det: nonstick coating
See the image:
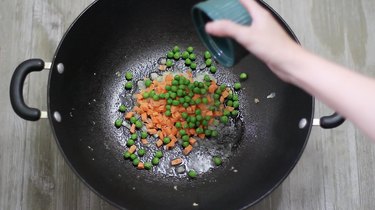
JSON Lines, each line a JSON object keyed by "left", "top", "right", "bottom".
{"left": 48, "top": 0, "right": 314, "bottom": 209}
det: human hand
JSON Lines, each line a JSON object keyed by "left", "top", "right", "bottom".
{"left": 205, "top": 0, "right": 301, "bottom": 77}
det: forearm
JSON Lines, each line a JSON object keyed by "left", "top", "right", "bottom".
{"left": 272, "top": 46, "right": 375, "bottom": 140}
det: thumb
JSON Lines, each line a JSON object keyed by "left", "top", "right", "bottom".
{"left": 205, "top": 20, "right": 248, "bottom": 43}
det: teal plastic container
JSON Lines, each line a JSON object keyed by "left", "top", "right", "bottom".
{"left": 192, "top": 0, "right": 252, "bottom": 67}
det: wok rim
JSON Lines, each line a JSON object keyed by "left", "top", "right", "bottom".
{"left": 46, "top": 0, "right": 315, "bottom": 209}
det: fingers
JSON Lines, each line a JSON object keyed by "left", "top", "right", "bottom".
{"left": 205, "top": 20, "right": 247, "bottom": 41}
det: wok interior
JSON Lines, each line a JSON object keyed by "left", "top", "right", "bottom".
{"left": 48, "top": 0, "right": 313, "bottom": 209}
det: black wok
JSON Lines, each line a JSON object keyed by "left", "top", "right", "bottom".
{"left": 10, "top": 0, "right": 344, "bottom": 209}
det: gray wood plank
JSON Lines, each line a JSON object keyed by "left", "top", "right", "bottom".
{"left": 1, "top": 0, "right": 374, "bottom": 209}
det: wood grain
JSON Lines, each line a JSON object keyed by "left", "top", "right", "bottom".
{"left": 0, "top": 0, "right": 374, "bottom": 209}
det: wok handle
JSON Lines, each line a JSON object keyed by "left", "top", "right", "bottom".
{"left": 314, "top": 112, "right": 345, "bottom": 129}
{"left": 10, "top": 59, "right": 45, "bottom": 121}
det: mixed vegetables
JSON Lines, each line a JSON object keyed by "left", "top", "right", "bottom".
{"left": 114, "top": 46, "right": 248, "bottom": 178}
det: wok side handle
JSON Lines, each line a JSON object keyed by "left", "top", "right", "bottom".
{"left": 313, "top": 112, "right": 345, "bottom": 129}
{"left": 10, "top": 59, "right": 45, "bottom": 121}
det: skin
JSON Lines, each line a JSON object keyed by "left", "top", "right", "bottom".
{"left": 205, "top": 0, "right": 375, "bottom": 140}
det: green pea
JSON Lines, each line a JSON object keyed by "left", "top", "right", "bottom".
{"left": 135, "top": 120, "right": 142, "bottom": 129}
{"left": 130, "top": 116, "right": 137, "bottom": 124}
{"left": 193, "top": 87, "right": 200, "bottom": 94}
{"left": 188, "top": 169, "right": 197, "bottom": 178}
{"left": 165, "top": 85, "right": 171, "bottom": 91}
{"left": 196, "top": 127, "right": 204, "bottom": 134}
{"left": 175, "top": 122, "right": 182, "bottom": 128}
{"left": 184, "top": 79, "right": 190, "bottom": 85}
{"left": 182, "top": 135, "right": 190, "bottom": 142}
{"left": 174, "top": 52, "right": 181, "bottom": 60}
{"left": 118, "top": 105, "right": 126, "bottom": 112}
{"left": 210, "top": 66, "right": 217, "bottom": 74}
{"left": 152, "top": 94, "right": 160, "bottom": 101}
{"left": 202, "top": 98, "right": 208, "bottom": 104}
{"left": 172, "top": 100, "right": 180, "bottom": 106}
{"left": 202, "top": 120, "right": 208, "bottom": 127}
{"left": 167, "top": 51, "right": 174, "bottom": 58}
{"left": 232, "top": 94, "right": 239, "bottom": 101}
{"left": 188, "top": 122, "right": 195, "bottom": 128}
{"left": 177, "top": 89, "right": 183, "bottom": 97}
{"left": 182, "top": 51, "right": 190, "bottom": 59}
{"left": 166, "top": 59, "right": 173, "bottom": 67}
{"left": 189, "top": 53, "right": 196, "bottom": 60}
{"left": 215, "top": 89, "right": 222, "bottom": 95}
{"left": 130, "top": 153, "right": 137, "bottom": 160}
{"left": 115, "top": 119, "right": 123, "bottom": 128}
{"left": 141, "top": 131, "right": 148, "bottom": 139}
{"left": 240, "top": 73, "right": 248, "bottom": 80}
{"left": 179, "top": 98, "right": 185, "bottom": 104}
{"left": 232, "top": 110, "right": 239, "bottom": 116}
{"left": 183, "top": 102, "right": 189, "bottom": 108}
{"left": 152, "top": 157, "right": 160, "bottom": 165}
{"left": 167, "top": 99, "right": 173, "bottom": 105}
{"left": 130, "top": 133, "right": 138, "bottom": 140}
{"left": 214, "top": 100, "right": 221, "bottom": 107}
{"left": 223, "top": 110, "right": 230, "bottom": 116}
{"left": 163, "top": 137, "right": 171, "bottom": 144}
{"left": 213, "top": 94, "right": 220, "bottom": 100}
{"left": 150, "top": 91, "right": 156, "bottom": 97}
{"left": 125, "top": 82, "right": 133, "bottom": 90}
{"left": 123, "top": 151, "right": 131, "bottom": 159}
{"left": 185, "top": 58, "right": 192, "bottom": 66}
{"left": 195, "top": 98, "right": 201, "bottom": 104}
{"left": 180, "top": 129, "right": 187, "bottom": 135}
{"left": 190, "top": 116, "right": 196, "bottom": 123}
{"left": 205, "top": 59, "right": 212, "bottom": 67}
{"left": 132, "top": 158, "right": 140, "bottom": 166}
{"left": 190, "top": 62, "right": 197, "bottom": 70}
{"left": 143, "top": 92, "right": 149, "bottom": 99}
{"left": 187, "top": 46, "right": 194, "bottom": 53}
{"left": 125, "top": 72, "right": 133, "bottom": 80}
{"left": 181, "top": 112, "right": 188, "bottom": 119}
{"left": 166, "top": 105, "right": 171, "bottom": 110}
{"left": 211, "top": 130, "right": 218, "bottom": 137}
{"left": 198, "top": 82, "right": 204, "bottom": 88}
{"left": 155, "top": 151, "right": 163, "bottom": 158}
{"left": 184, "top": 96, "right": 191, "bottom": 103}
{"left": 209, "top": 106, "right": 216, "bottom": 111}
{"left": 138, "top": 149, "right": 146, "bottom": 156}
{"left": 179, "top": 84, "right": 186, "bottom": 90}
{"left": 127, "top": 139, "right": 135, "bottom": 146}
{"left": 173, "top": 46, "right": 180, "bottom": 53}
{"left": 200, "top": 88, "right": 207, "bottom": 95}
{"left": 164, "top": 92, "right": 170, "bottom": 99}
{"left": 204, "top": 51, "right": 211, "bottom": 59}
{"left": 220, "top": 84, "right": 227, "bottom": 91}
{"left": 182, "top": 141, "right": 190, "bottom": 148}
{"left": 195, "top": 109, "right": 201, "bottom": 115}
{"left": 144, "top": 162, "right": 152, "bottom": 170}
{"left": 172, "top": 79, "right": 179, "bottom": 86}
{"left": 159, "top": 93, "right": 165, "bottom": 99}
{"left": 144, "top": 79, "right": 152, "bottom": 87}
{"left": 227, "top": 100, "right": 233, "bottom": 107}
{"left": 165, "top": 110, "right": 172, "bottom": 116}
{"left": 204, "top": 75, "right": 211, "bottom": 82}
{"left": 170, "top": 92, "right": 177, "bottom": 99}
{"left": 227, "top": 93, "right": 233, "bottom": 100}
{"left": 213, "top": 156, "right": 222, "bottom": 166}
{"left": 196, "top": 115, "right": 203, "bottom": 121}
{"left": 234, "top": 82, "right": 241, "bottom": 90}
{"left": 220, "top": 116, "right": 229, "bottom": 124}
{"left": 204, "top": 129, "right": 212, "bottom": 137}
{"left": 233, "top": 101, "right": 239, "bottom": 109}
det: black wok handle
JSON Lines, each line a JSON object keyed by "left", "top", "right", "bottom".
{"left": 10, "top": 59, "right": 45, "bottom": 121}
{"left": 317, "top": 112, "right": 345, "bottom": 129}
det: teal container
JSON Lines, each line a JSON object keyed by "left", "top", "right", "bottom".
{"left": 192, "top": 0, "right": 252, "bottom": 67}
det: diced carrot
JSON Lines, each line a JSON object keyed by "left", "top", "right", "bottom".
{"left": 225, "top": 106, "right": 235, "bottom": 112}
{"left": 136, "top": 94, "right": 143, "bottom": 100}
{"left": 192, "top": 94, "right": 200, "bottom": 100}
{"left": 141, "top": 138, "right": 149, "bottom": 145}
{"left": 159, "top": 131, "right": 164, "bottom": 140}
{"left": 183, "top": 145, "right": 193, "bottom": 156}
{"left": 186, "top": 70, "right": 193, "bottom": 78}
{"left": 208, "top": 83, "right": 218, "bottom": 94}
{"left": 222, "top": 89, "right": 229, "bottom": 98}
{"left": 148, "top": 128, "right": 158, "bottom": 134}
{"left": 189, "top": 138, "right": 197, "bottom": 145}
{"left": 206, "top": 111, "right": 213, "bottom": 116}
{"left": 137, "top": 162, "right": 145, "bottom": 170}
{"left": 128, "top": 145, "right": 137, "bottom": 154}
{"left": 166, "top": 141, "right": 176, "bottom": 150}
{"left": 125, "top": 112, "right": 134, "bottom": 120}
{"left": 130, "top": 124, "right": 136, "bottom": 133}
{"left": 141, "top": 113, "right": 147, "bottom": 122}
{"left": 156, "top": 139, "right": 163, "bottom": 147}
{"left": 198, "top": 133, "right": 205, "bottom": 139}
{"left": 188, "top": 129, "right": 196, "bottom": 135}
{"left": 214, "top": 111, "right": 222, "bottom": 117}
{"left": 220, "top": 96, "right": 225, "bottom": 103}
{"left": 171, "top": 158, "right": 183, "bottom": 166}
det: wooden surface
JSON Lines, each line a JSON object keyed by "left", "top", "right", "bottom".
{"left": 1, "top": 0, "right": 374, "bottom": 209}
